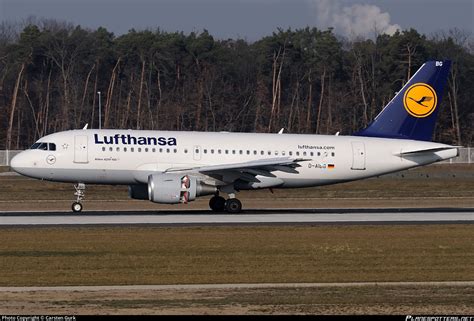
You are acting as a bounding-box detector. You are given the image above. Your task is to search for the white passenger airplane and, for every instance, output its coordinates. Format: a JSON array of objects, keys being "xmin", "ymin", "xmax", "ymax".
[{"xmin": 11, "ymin": 60, "xmax": 458, "ymax": 213}]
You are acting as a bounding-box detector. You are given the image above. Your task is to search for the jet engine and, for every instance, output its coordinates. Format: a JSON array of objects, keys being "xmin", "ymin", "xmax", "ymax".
[{"xmin": 147, "ymin": 173, "xmax": 216, "ymax": 204}]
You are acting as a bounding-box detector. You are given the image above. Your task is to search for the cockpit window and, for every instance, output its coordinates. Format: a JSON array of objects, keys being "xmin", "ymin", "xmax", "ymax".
[{"xmin": 29, "ymin": 142, "xmax": 55, "ymax": 151}]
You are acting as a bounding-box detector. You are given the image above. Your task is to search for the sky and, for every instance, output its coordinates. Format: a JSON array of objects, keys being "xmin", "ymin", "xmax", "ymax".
[{"xmin": 0, "ymin": 0, "xmax": 473, "ymax": 41}]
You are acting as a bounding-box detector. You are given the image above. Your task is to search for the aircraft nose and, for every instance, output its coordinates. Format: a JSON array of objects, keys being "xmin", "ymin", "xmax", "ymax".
[
  {"xmin": 10, "ymin": 152, "xmax": 30, "ymax": 175},
  {"xmin": 10, "ymin": 153, "xmax": 21, "ymax": 171}
]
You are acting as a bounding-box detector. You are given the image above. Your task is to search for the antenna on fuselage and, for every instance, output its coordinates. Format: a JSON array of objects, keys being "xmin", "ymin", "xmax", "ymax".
[
  {"xmin": 278, "ymin": 128, "xmax": 284, "ymax": 134},
  {"xmin": 82, "ymin": 123, "xmax": 89, "ymax": 130}
]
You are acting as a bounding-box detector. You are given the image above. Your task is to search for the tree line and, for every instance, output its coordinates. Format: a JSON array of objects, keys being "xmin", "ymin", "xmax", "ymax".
[{"xmin": 0, "ymin": 19, "xmax": 473, "ymax": 149}]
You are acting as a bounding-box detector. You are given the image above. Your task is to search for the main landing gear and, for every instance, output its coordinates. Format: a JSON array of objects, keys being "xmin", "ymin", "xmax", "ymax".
[
  {"xmin": 209, "ymin": 194, "xmax": 242, "ymax": 214},
  {"xmin": 71, "ymin": 183, "xmax": 85, "ymax": 213}
]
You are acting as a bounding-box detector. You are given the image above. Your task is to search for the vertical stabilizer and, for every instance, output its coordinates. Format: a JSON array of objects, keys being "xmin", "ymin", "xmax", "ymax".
[{"xmin": 355, "ymin": 60, "xmax": 451, "ymax": 141}]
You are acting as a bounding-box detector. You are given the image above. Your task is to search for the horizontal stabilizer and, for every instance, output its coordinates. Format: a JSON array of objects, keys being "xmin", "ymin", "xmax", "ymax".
[{"xmin": 396, "ymin": 146, "xmax": 459, "ymax": 156}]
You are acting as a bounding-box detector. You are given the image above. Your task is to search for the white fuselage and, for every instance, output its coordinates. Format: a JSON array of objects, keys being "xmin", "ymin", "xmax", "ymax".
[{"xmin": 10, "ymin": 129, "xmax": 458, "ymax": 189}]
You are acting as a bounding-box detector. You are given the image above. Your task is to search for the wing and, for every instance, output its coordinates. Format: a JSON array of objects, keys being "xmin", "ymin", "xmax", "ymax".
[{"xmin": 165, "ymin": 157, "xmax": 308, "ymax": 185}]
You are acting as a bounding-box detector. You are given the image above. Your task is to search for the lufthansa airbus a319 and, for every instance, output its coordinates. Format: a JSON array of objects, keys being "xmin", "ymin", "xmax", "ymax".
[{"xmin": 10, "ymin": 60, "xmax": 458, "ymax": 213}]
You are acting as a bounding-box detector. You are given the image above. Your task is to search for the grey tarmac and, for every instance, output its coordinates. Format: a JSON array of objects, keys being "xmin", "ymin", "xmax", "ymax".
[
  {"xmin": 1, "ymin": 281, "xmax": 473, "ymax": 292},
  {"xmin": 0, "ymin": 207, "xmax": 472, "ymax": 226}
]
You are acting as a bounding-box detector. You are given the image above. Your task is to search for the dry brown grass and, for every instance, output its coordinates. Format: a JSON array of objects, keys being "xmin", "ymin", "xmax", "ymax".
[
  {"xmin": 1, "ymin": 284, "xmax": 473, "ymax": 315},
  {"xmin": 0, "ymin": 225, "xmax": 472, "ymax": 286}
]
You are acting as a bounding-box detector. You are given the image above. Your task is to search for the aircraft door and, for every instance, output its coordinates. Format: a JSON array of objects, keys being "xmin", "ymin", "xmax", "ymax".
[
  {"xmin": 351, "ymin": 141, "xmax": 366, "ymax": 170},
  {"xmin": 193, "ymin": 145, "xmax": 201, "ymax": 161},
  {"xmin": 74, "ymin": 135, "xmax": 89, "ymax": 163}
]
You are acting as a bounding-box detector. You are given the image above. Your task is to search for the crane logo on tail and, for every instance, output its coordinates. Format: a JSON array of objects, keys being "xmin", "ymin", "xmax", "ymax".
[{"xmin": 403, "ymin": 83, "xmax": 438, "ymax": 118}]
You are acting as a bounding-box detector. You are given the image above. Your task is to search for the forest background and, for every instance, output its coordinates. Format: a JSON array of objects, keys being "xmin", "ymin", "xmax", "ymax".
[{"xmin": 0, "ymin": 18, "xmax": 472, "ymax": 150}]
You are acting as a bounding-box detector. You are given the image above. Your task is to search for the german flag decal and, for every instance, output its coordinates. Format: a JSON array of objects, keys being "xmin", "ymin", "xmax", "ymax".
[{"xmin": 327, "ymin": 164, "xmax": 335, "ymax": 169}]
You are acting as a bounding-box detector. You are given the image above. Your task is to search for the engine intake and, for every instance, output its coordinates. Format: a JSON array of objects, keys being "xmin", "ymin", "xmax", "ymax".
[{"xmin": 147, "ymin": 173, "xmax": 216, "ymax": 204}]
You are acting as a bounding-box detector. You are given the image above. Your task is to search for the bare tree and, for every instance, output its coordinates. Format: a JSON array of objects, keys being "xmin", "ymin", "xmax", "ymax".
[{"xmin": 6, "ymin": 63, "xmax": 25, "ymax": 149}]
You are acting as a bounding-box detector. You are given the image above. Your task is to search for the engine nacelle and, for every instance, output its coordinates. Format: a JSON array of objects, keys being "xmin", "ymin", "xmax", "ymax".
[
  {"xmin": 147, "ymin": 173, "xmax": 216, "ymax": 204},
  {"xmin": 128, "ymin": 184, "xmax": 149, "ymax": 200}
]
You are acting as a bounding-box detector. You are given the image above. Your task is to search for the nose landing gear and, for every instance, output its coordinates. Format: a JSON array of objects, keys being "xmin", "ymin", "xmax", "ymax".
[{"xmin": 72, "ymin": 183, "xmax": 85, "ymax": 213}]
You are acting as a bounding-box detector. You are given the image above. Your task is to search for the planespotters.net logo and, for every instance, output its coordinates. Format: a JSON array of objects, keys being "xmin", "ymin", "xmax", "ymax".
[{"xmin": 406, "ymin": 316, "xmax": 474, "ymax": 321}]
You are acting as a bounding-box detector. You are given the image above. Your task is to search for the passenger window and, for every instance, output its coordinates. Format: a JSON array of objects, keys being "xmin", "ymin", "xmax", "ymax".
[
  {"xmin": 131, "ymin": 147, "xmax": 134, "ymax": 152},
  {"xmin": 317, "ymin": 152, "xmax": 321, "ymax": 156},
  {"xmin": 102, "ymin": 147, "xmax": 106, "ymax": 152},
  {"xmin": 218, "ymin": 149, "xmax": 222, "ymax": 154},
  {"xmin": 246, "ymin": 150, "xmax": 250, "ymax": 155},
  {"xmin": 289, "ymin": 151, "xmax": 293, "ymax": 156},
  {"xmin": 211, "ymin": 149, "xmax": 214, "ymax": 154},
  {"xmin": 109, "ymin": 147, "xmax": 113, "ymax": 152},
  {"xmin": 303, "ymin": 151, "xmax": 307, "ymax": 156},
  {"xmin": 184, "ymin": 149, "xmax": 188, "ymax": 154},
  {"xmin": 174, "ymin": 149, "xmax": 177, "ymax": 153},
  {"xmin": 195, "ymin": 149, "xmax": 199, "ymax": 153},
  {"xmin": 225, "ymin": 150, "xmax": 229, "ymax": 154},
  {"xmin": 124, "ymin": 147, "xmax": 127, "ymax": 152},
  {"xmin": 296, "ymin": 151, "xmax": 300, "ymax": 156},
  {"xmin": 204, "ymin": 149, "xmax": 208, "ymax": 154},
  {"xmin": 310, "ymin": 152, "xmax": 314, "ymax": 157},
  {"xmin": 138, "ymin": 148, "xmax": 142, "ymax": 152},
  {"xmin": 239, "ymin": 150, "xmax": 243, "ymax": 155},
  {"xmin": 145, "ymin": 148, "xmax": 149, "ymax": 152},
  {"xmin": 253, "ymin": 150, "xmax": 257, "ymax": 155},
  {"xmin": 282, "ymin": 151, "xmax": 286, "ymax": 156},
  {"xmin": 116, "ymin": 147, "xmax": 120, "ymax": 152},
  {"xmin": 152, "ymin": 148, "xmax": 156, "ymax": 152},
  {"xmin": 275, "ymin": 151, "xmax": 278, "ymax": 156},
  {"xmin": 260, "ymin": 151, "xmax": 264, "ymax": 155},
  {"xmin": 331, "ymin": 152, "xmax": 335, "ymax": 157},
  {"xmin": 268, "ymin": 151, "xmax": 271, "ymax": 155}
]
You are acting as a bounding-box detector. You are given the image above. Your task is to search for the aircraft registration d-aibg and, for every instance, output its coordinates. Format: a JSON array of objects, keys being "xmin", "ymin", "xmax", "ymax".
[{"xmin": 11, "ymin": 60, "xmax": 458, "ymax": 213}]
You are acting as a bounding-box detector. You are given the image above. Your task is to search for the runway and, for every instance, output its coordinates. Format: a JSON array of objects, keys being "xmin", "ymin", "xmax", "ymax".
[
  {"xmin": 1, "ymin": 281, "xmax": 473, "ymax": 292},
  {"xmin": 0, "ymin": 208, "xmax": 472, "ymax": 226}
]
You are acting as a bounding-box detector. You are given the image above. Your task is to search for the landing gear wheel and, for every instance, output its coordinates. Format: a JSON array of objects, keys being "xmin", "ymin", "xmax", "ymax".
[
  {"xmin": 72, "ymin": 183, "xmax": 86, "ymax": 213},
  {"xmin": 72, "ymin": 202, "xmax": 83, "ymax": 213},
  {"xmin": 225, "ymin": 198, "xmax": 242, "ymax": 214},
  {"xmin": 209, "ymin": 196, "xmax": 226, "ymax": 212}
]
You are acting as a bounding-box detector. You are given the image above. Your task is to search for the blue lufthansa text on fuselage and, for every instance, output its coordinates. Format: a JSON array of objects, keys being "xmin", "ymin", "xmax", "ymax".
[{"xmin": 94, "ymin": 133, "xmax": 177, "ymax": 146}]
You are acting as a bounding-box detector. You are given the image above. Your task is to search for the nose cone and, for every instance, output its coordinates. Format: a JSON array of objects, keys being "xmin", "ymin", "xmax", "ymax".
[
  {"xmin": 10, "ymin": 151, "xmax": 50, "ymax": 180},
  {"xmin": 10, "ymin": 152, "xmax": 32, "ymax": 176},
  {"xmin": 10, "ymin": 153, "xmax": 21, "ymax": 172}
]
